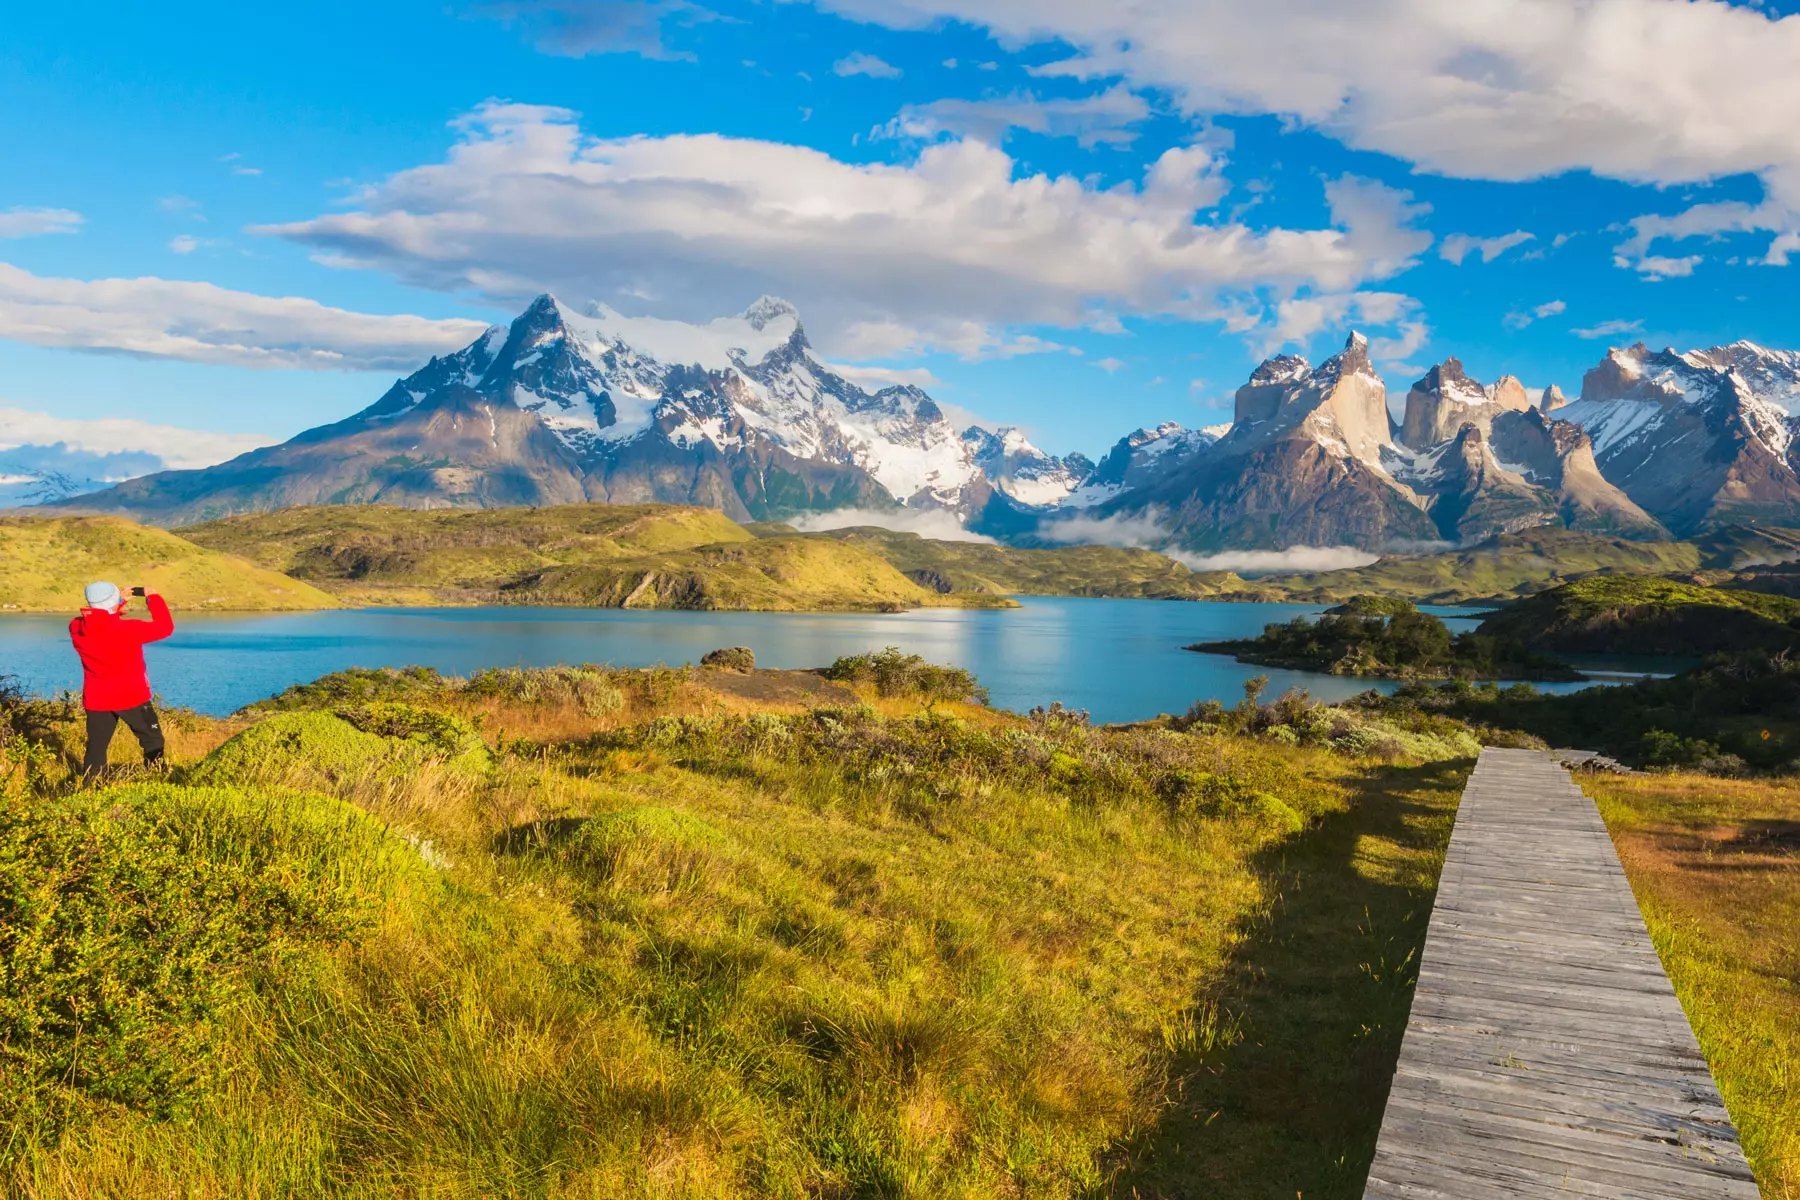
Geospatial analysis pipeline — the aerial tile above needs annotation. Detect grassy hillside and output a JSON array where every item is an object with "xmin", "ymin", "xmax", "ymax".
[
  {"xmin": 1, "ymin": 660, "xmax": 1470, "ymax": 1198},
  {"xmin": 1477, "ymin": 575, "xmax": 1800, "ymax": 655},
  {"xmin": 1266, "ymin": 528, "xmax": 1706, "ymax": 604},
  {"xmin": 756, "ymin": 523, "xmax": 1272, "ymax": 600},
  {"xmin": 0, "ymin": 516, "xmax": 339, "ymax": 613},
  {"xmin": 180, "ymin": 505, "xmax": 1007, "ymax": 612},
  {"xmin": 1588, "ymin": 775, "xmax": 1799, "ymax": 1198}
]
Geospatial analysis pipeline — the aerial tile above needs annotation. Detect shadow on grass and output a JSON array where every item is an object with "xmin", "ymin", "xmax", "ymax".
[{"xmin": 1104, "ymin": 757, "xmax": 1469, "ymax": 1200}]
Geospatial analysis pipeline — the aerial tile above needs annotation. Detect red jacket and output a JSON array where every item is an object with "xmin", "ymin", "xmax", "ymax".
[{"xmin": 69, "ymin": 594, "xmax": 174, "ymax": 711}]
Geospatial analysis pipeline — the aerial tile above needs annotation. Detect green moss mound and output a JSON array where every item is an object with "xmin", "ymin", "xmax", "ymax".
[
  {"xmin": 188, "ymin": 712, "xmax": 395, "ymax": 787},
  {"xmin": 333, "ymin": 701, "xmax": 490, "ymax": 767},
  {"xmin": 0, "ymin": 783, "xmax": 415, "ymax": 1138}
]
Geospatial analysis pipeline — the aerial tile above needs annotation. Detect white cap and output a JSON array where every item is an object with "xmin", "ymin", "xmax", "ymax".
[{"xmin": 84, "ymin": 581, "xmax": 122, "ymax": 610}]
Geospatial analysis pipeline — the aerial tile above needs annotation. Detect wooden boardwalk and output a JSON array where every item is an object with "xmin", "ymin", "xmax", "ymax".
[{"xmin": 1363, "ymin": 748, "xmax": 1760, "ymax": 1198}]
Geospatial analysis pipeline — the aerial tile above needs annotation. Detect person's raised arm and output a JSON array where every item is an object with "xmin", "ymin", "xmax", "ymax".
[{"xmin": 132, "ymin": 592, "xmax": 175, "ymax": 644}]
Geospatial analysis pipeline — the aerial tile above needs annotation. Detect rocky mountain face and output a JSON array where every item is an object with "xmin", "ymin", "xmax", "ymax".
[
  {"xmin": 1386, "ymin": 358, "xmax": 1663, "ymax": 542},
  {"xmin": 1065, "ymin": 335, "xmax": 1441, "ymax": 551},
  {"xmin": 1553, "ymin": 342, "xmax": 1800, "ymax": 536},
  {"xmin": 63, "ymin": 295, "xmax": 1061, "ymax": 527},
  {"xmin": 47, "ymin": 291, "xmax": 1800, "ymax": 551}
]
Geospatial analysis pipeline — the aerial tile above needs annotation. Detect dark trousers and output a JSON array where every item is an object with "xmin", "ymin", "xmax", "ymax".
[{"xmin": 83, "ymin": 703, "xmax": 165, "ymax": 777}]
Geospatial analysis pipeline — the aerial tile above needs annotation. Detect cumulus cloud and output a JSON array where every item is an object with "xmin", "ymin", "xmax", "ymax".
[
  {"xmin": 834, "ymin": 51, "xmax": 902, "ymax": 78},
  {"xmin": 1092, "ymin": 356, "xmax": 1126, "ymax": 373},
  {"xmin": 261, "ymin": 102, "xmax": 1436, "ymax": 361},
  {"xmin": 885, "ymin": 85, "xmax": 1151, "ymax": 147},
  {"xmin": 808, "ymin": 0, "xmax": 1800, "ymax": 270},
  {"xmin": 788, "ymin": 506, "xmax": 995, "ymax": 542},
  {"xmin": 0, "ymin": 262, "xmax": 491, "ymax": 370},
  {"xmin": 808, "ymin": 0, "xmax": 1800, "ymax": 184},
  {"xmin": 470, "ymin": 0, "xmax": 713, "ymax": 59},
  {"xmin": 1572, "ymin": 317, "xmax": 1644, "ymax": 340},
  {"xmin": 0, "ymin": 406, "xmax": 274, "ymax": 472},
  {"xmin": 1258, "ymin": 289, "xmax": 1420, "ymax": 356},
  {"xmin": 1439, "ymin": 230, "xmax": 1533, "ymax": 265},
  {"xmin": 0, "ymin": 208, "xmax": 83, "ymax": 238}
]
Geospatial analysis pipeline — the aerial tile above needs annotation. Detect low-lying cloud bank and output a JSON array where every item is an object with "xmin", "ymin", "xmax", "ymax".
[
  {"xmin": 1174, "ymin": 546, "xmax": 1379, "ymax": 574},
  {"xmin": 787, "ymin": 507, "xmax": 997, "ymax": 544},
  {"xmin": 1035, "ymin": 510, "xmax": 1376, "ymax": 574}
]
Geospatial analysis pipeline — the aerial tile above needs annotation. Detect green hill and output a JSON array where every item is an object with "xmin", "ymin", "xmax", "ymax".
[
  {"xmin": 756, "ymin": 523, "xmax": 1273, "ymax": 600},
  {"xmin": 179, "ymin": 504, "xmax": 1008, "ymax": 612},
  {"xmin": 1265, "ymin": 528, "xmax": 1707, "ymax": 605},
  {"xmin": 1475, "ymin": 575, "xmax": 1800, "ymax": 655},
  {"xmin": 0, "ymin": 516, "xmax": 340, "ymax": 613}
]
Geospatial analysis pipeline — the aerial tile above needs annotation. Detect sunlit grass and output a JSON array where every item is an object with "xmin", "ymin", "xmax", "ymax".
[
  {"xmin": 3, "ymin": 664, "xmax": 1470, "ymax": 1198},
  {"xmin": 1592, "ymin": 774, "xmax": 1800, "ymax": 1200}
]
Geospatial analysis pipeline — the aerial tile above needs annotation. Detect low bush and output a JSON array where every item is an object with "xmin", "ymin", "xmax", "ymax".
[
  {"xmin": 821, "ymin": 647, "xmax": 987, "ymax": 704},
  {"xmin": 700, "ymin": 646, "xmax": 756, "ymax": 672}
]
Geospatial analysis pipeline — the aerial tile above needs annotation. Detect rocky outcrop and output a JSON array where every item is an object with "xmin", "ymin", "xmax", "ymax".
[{"xmin": 1397, "ymin": 358, "xmax": 1532, "ymax": 451}]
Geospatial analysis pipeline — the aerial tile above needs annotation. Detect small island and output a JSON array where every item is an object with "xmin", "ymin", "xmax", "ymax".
[{"xmin": 1186, "ymin": 595, "xmax": 1584, "ymax": 681}]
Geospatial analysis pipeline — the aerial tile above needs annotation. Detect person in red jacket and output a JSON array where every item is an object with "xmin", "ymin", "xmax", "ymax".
[{"xmin": 69, "ymin": 580, "xmax": 175, "ymax": 778}]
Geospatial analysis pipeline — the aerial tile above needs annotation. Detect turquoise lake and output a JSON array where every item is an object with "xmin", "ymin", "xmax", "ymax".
[{"xmin": 0, "ymin": 597, "xmax": 1603, "ymax": 723}]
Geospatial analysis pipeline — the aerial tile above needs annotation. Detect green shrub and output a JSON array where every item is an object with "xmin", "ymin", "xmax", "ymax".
[
  {"xmin": 700, "ymin": 646, "xmax": 756, "ymax": 673},
  {"xmin": 244, "ymin": 666, "xmax": 451, "ymax": 714},
  {"xmin": 333, "ymin": 702, "xmax": 489, "ymax": 767},
  {"xmin": 463, "ymin": 665, "xmax": 625, "ymax": 717},
  {"xmin": 821, "ymin": 648, "xmax": 987, "ymax": 704},
  {"xmin": 0, "ymin": 784, "xmax": 406, "ymax": 1144}
]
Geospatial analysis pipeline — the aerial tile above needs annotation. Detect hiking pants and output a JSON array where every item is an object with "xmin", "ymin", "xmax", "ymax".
[{"xmin": 83, "ymin": 702, "xmax": 165, "ymax": 776}]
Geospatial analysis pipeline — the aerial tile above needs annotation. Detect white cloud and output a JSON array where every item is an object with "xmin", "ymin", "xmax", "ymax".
[
  {"xmin": 1619, "ymin": 253, "xmax": 1702, "ymax": 280},
  {"xmin": 1258, "ymin": 289, "xmax": 1420, "ymax": 356},
  {"xmin": 0, "ymin": 262, "xmax": 491, "ymax": 371},
  {"xmin": 1502, "ymin": 297, "xmax": 1566, "ymax": 329},
  {"xmin": 0, "ymin": 406, "xmax": 274, "ymax": 471},
  {"xmin": 788, "ymin": 506, "xmax": 995, "ymax": 541},
  {"xmin": 834, "ymin": 51, "xmax": 902, "ymax": 78},
  {"xmin": 807, "ymin": 0, "xmax": 1800, "ymax": 187},
  {"xmin": 1092, "ymin": 356, "xmax": 1126, "ymax": 373},
  {"xmin": 886, "ymin": 85, "xmax": 1151, "ymax": 147},
  {"xmin": 1368, "ymin": 320, "xmax": 1429, "ymax": 364},
  {"xmin": 1036, "ymin": 510, "xmax": 1173, "ymax": 550},
  {"xmin": 0, "ymin": 208, "xmax": 83, "ymax": 238},
  {"xmin": 1439, "ymin": 230, "xmax": 1533, "ymax": 265},
  {"xmin": 262, "ymin": 102, "xmax": 1436, "ymax": 362},
  {"xmin": 1177, "ymin": 546, "xmax": 1379, "ymax": 574},
  {"xmin": 1033, "ymin": 509, "xmax": 1375, "ymax": 571},
  {"xmin": 821, "ymin": 360, "xmax": 943, "ymax": 389},
  {"xmin": 1572, "ymin": 317, "xmax": 1644, "ymax": 340}
]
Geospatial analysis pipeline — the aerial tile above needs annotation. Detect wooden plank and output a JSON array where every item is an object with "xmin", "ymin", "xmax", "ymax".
[{"xmin": 1363, "ymin": 748, "xmax": 1760, "ymax": 1198}]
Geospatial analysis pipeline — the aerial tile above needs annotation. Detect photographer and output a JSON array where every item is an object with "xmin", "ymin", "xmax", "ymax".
[{"xmin": 69, "ymin": 582, "xmax": 175, "ymax": 778}]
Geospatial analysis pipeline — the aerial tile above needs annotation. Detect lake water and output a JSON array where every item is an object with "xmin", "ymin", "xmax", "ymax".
[{"xmin": 0, "ymin": 598, "xmax": 1603, "ymax": 724}]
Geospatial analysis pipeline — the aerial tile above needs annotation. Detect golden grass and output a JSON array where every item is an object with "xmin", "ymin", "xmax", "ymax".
[
  {"xmin": 6, "ymin": 669, "xmax": 1470, "ymax": 1197},
  {"xmin": 1590, "ymin": 774, "xmax": 1800, "ymax": 1199},
  {"xmin": 0, "ymin": 516, "xmax": 339, "ymax": 613}
]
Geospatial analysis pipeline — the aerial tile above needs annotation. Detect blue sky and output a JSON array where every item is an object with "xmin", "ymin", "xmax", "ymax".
[{"xmin": 3, "ymin": 0, "xmax": 1799, "ymax": 460}]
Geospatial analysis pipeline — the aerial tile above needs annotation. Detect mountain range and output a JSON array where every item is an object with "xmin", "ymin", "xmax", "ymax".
[{"xmin": 45, "ymin": 294, "xmax": 1800, "ymax": 550}]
